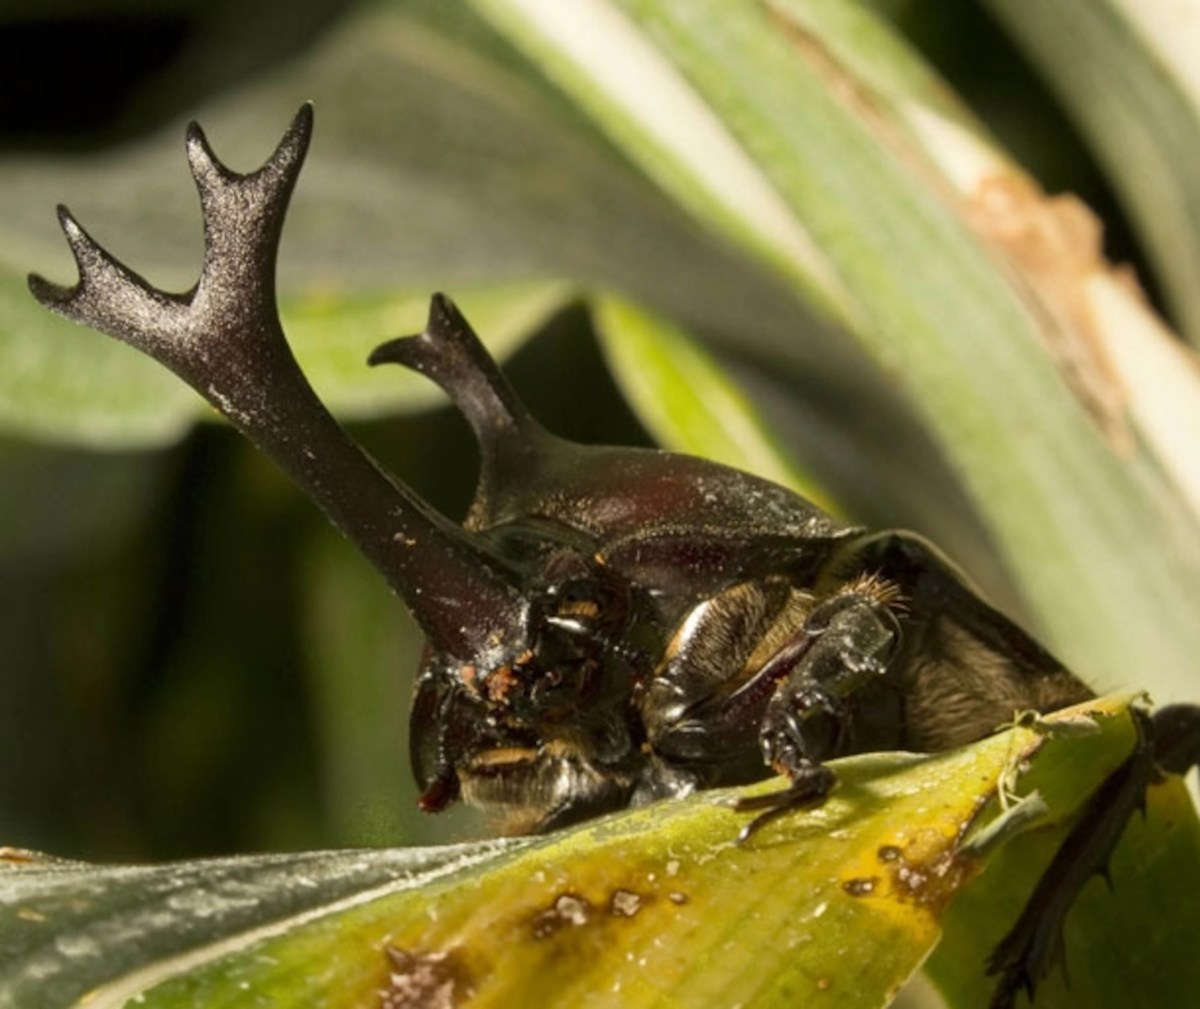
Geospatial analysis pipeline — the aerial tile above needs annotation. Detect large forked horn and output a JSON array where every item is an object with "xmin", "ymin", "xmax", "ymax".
[{"xmin": 28, "ymin": 104, "xmax": 526, "ymax": 660}]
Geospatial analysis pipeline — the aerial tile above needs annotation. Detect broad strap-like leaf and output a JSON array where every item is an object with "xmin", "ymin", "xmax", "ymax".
[{"xmin": 3, "ymin": 696, "xmax": 1197, "ymax": 1009}]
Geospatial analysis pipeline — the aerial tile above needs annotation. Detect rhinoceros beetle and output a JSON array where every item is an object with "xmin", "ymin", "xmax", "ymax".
[{"xmin": 29, "ymin": 105, "xmax": 1200, "ymax": 1009}]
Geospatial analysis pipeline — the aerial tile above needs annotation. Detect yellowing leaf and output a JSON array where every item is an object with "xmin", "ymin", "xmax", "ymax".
[{"xmin": 5, "ymin": 696, "xmax": 1194, "ymax": 1009}]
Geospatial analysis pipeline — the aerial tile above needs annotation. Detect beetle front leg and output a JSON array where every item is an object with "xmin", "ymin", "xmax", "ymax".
[{"xmin": 735, "ymin": 581, "xmax": 903, "ymax": 837}]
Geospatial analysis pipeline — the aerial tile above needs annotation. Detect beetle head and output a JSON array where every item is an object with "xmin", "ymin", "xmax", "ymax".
[
  {"xmin": 372, "ymin": 303, "xmax": 661, "ymax": 830},
  {"xmin": 406, "ymin": 545, "xmax": 658, "ymax": 832}
]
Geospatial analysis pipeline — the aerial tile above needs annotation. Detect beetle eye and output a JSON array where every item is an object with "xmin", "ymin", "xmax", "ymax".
[{"xmin": 530, "ymin": 666, "xmax": 572, "ymax": 704}]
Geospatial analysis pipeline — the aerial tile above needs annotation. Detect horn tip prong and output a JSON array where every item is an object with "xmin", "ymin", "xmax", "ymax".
[
  {"xmin": 55, "ymin": 204, "xmax": 86, "ymax": 244},
  {"xmin": 270, "ymin": 101, "xmax": 315, "ymax": 175},
  {"xmin": 427, "ymin": 292, "xmax": 466, "ymax": 335},
  {"xmin": 27, "ymin": 271, "xmax": 72, "ymax": 307},
  {"xmin": 367, "ymin": 336, "xmax": 417, "ymax": 369},
  {"xmin": 185, "ymin": 118, "xmax": 221, "ymax": 185},
  {"xmin": 291, "ymin": 101, "xmax": 315, "ymax": 137}
]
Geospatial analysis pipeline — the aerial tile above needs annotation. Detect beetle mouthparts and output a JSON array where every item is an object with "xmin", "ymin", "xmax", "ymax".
[{"xmin": 467, "ymin": 747, "xmax": 541, "ymax": 770}]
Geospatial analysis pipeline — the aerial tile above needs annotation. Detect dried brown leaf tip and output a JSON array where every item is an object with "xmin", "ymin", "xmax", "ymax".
[{"xmin": 966, "ymin": 173, "xmax": 1133, "ymax": 449}]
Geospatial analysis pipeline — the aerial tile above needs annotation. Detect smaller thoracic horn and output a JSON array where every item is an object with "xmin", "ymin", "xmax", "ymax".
[
  {"xmin": 28, "ymin": 104, "xmax": 526, "ymax": 662},
  {"xmin": 369, "ymin": 291, "xmax": 567, "ymax": 529},
  {"xmin": 369, "ymin": 293, "xmax": 542, "ymax": 446}
]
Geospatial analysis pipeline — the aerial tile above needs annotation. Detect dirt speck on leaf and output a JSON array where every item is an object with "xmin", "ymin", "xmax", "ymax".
[
  {"xmin": 871, "ymin": 829, "xmax": 974, "ymax": 913},
  {"xmin": 609, "ymin": 889, "xmax": 644, "ymax": 918},
  {"xmin": 380, "ymin": 945, "xmax": 472, "ymax": 1009},
  {"xmin": 530, "ymin": 892, "xmax": 593, "ymax": 940},
  {"xmin": 842, "ymin": 876, "xmax": 879, "ymax": 897}
]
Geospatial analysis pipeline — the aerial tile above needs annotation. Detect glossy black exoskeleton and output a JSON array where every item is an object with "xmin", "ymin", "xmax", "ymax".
[
  {"xmin": 377, "ymin": 302, "xmax": 1093, "ymax": 835},
  {"xmin": 29, "ymin": 105, "xmax": 1200, "ymax": 1009}
]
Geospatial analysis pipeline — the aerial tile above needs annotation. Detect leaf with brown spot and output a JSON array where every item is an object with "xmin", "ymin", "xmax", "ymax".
[{"xmin": 2, "ymin": 695, "xmax": 1197, "ymax": 1009}]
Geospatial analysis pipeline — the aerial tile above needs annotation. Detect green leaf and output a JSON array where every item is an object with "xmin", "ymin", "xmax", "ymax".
[
  {"xmin": 0, "ymin": 1, "xmax": 1023, "ymax": 569},
  {"xmin": 0, "ymin": 273, "xmax": 197, "ymax": 446},
  {"xmin": 930, "ymin": 773, "xmax": 1200, "ymax": 1007},
  {"xmin": 4, "ymin": 696, "xmax": 1195, "ymax": 1009}
]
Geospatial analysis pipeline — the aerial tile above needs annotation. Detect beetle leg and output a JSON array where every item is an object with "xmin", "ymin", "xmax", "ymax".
[
  {"xmin": 734, "ymin": 583, "xmax": 903, "ymax": 838},
  {"xmin": 642, "ymin": 575, "xmax": 850, "ymax": 795},
  {"xmin": 642, "ymin": 577, "xmax": 805, "ymax": 763},
  {"xmin": 823, "ymin": 531, "xmax": 1093, "ymax": 752},
  {"xmin": 986, "ymin": 703, "xmax": 1200, "ymax": 1009},
  {"xmin": 1150, "ymin": 702, "xmax": 1200, "ymax": 776}
]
